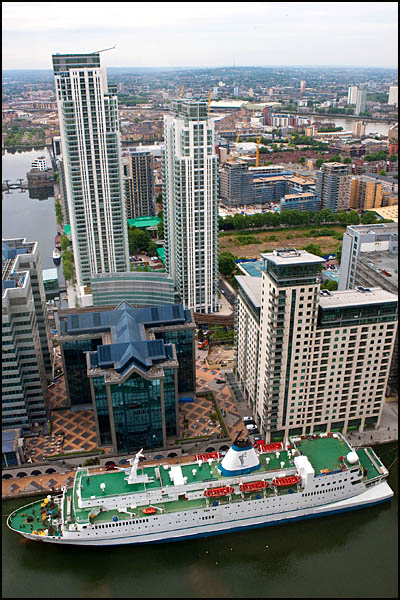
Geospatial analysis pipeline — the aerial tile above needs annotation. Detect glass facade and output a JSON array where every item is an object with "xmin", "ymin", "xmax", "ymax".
[
  {"xmin": 110, "ymin": 375, "xmax": 164, "ymax": 453},
  {"xmin": 156, "ymin": 329, "xmax": 194, "ymax": 393},
  {"xmin": 62, "ymin": 338, "xmax": 101, "ymax": 407}
]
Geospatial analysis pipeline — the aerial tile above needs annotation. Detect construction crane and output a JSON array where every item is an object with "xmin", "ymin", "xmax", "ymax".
[
  {"xmin": 207, "ymin": 88, "xmax": 213, "ymax": 116},
  {"xmin": 255, "ymin": 135, "xmax": 262, "ymax": 167},
  {"xmin": 228, "ymin": 129, "xmax": 241, "ymax": 163},
  {"xmin": 178, "ymin": 85, "xmax": 184, "ymax": 98}
]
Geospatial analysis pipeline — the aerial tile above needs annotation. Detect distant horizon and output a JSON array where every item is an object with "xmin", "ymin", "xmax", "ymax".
[
  {"xmin": 3, "ymin": 2, "xmax": 397, "ymax": 71},
  {"xmin": 2, "ymin": 64, "xmax": 399, "ymax": 72}
]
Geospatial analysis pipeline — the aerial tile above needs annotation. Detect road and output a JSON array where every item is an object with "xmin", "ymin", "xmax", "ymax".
[{"xmin": 219, "ymin": 277, "xmax": 237, "ymax": 307}]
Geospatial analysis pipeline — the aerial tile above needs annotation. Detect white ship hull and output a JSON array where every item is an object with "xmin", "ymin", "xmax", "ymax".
[{"xmin": 17, "ymin": 481, "xmax": 393, "ymax": 547}]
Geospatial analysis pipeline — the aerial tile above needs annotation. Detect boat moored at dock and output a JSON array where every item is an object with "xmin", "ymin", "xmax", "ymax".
[{"xmin": 7, "ymin": 433, "xmax": 393, "ymax": 547}]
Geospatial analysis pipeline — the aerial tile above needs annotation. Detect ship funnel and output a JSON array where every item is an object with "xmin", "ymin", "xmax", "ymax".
[{"xmin": 218, "ymin": 436, "xmax": 260, "ymax": 477}]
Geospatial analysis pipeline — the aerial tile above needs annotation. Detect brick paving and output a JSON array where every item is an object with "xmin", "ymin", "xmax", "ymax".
[{"xmin": 3, "ymin": 353, "xmax": 249, "ymax": 499}]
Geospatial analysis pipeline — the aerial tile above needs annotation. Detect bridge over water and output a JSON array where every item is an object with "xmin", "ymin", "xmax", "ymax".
[{"xmin": 2, "ymin": 179, "xmax": 28, "ymax": 192}]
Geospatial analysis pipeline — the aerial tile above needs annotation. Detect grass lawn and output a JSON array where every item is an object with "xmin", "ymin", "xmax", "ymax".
[{"xmin": 219, "ymin": 225, "xmax": 345, "ymax": 258}]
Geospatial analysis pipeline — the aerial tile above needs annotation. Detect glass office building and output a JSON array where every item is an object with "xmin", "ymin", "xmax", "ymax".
[{"xmin": 58, "ymin": 301, "xmax": 195, "ymax": 453}]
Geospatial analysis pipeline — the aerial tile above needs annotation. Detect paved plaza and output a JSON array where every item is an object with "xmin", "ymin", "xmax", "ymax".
[{"xmin": 3, "ymin": 346, "xmax": 397, "ymax": 500}]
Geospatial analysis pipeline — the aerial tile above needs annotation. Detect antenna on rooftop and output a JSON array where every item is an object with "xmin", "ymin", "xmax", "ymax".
[{"xmin": 91, "ymin": 44, "xmax": 116, "ymax": 54}]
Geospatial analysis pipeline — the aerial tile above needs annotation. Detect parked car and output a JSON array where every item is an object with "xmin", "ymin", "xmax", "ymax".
[
  {"xmin": 245, "ymin": 423, "xmax": 258, "ymax": 431},
  {"xmin": 242, "ymin": 416, "xmax": 255, "ymax": 423}
]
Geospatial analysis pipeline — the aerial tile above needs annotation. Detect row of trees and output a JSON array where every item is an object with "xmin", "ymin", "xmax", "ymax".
[{"xmin": 218, "ymin": 208, "xmax": 385, "ymax": 233}]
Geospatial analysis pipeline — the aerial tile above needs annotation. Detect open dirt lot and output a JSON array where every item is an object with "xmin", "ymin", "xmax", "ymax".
[{"xmin": 219, "ymin": 226, "xmax": 346, "ymax": 259}]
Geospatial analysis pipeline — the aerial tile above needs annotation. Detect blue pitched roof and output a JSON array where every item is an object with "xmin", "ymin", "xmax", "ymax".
[{"xmin": 63, "ymin": 301, "xmax": 192, "ymax": 376}]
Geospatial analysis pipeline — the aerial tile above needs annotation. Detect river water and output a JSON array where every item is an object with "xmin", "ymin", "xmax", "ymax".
[
  {"xmin": 2, "ymin": 443, "xmax": 398, "ymax": 599},
  {"xmin": 2, "ymin": 148, "xmax": 58, "ymax": 271},
  {"xmin": 305, "ymin": 117, "xmax": 391, "ymax": 137},
  {"xmin": 2, "ymin": 149, "xmax": 398, "ymax": 598}
]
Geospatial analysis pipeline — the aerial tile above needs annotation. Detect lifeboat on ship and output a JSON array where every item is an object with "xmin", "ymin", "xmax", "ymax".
[
  {"xmin": 272, "ymin": 475, "xmax": 301, "ymax": 487},
  {"xmin": 256, "ymin": 442, "xmax": 283, "ymax": 453},
  {"xmin": 239, "ymin": 480, "xmax": 269, "ymax": 493},
  {"xmin": 204, "ymin": 486, "xmax": 234, "ymax": 498},
  {"xmin": 142, "ymin": 507, "xmax": 157, "ymax": 515},
  {"xmin": 194, "ymin": 452, "xmax": 222, "ymax": 461}
]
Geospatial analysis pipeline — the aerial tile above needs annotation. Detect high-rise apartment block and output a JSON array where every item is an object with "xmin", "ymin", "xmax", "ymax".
[
  {"xmin": 52, "ymin": 52, "xmax": 129, "ymax": 295},
  {"xmin": 349, "ymin": 176, "xmax": 384, "ymax": 211},
  {"xmin": 123, "ymin": 150, "xmax": 155, "ymax": 219},
  {"xmin": 300, "ymin": 80, "xmax": 306, "ymax": 93},
  {"xmin": 57, "ymin": 302, "xmax": 195, "ymax": 452},
  {"xmin": 338, "ymin": 223, "xmax": 398, "ymax": 397},
  {"xmin": 338, "ymin": 223, "xmax": 398, "ymax": 291},
  {"xmin": 235, "ymin": 249, "xmax": 398, "ymax": 441},
  {"xmin": 388, "ymin": 85, "xmax": 398, "ymax": 106},
  {"xmin": 353, "ymin": 121, "xmax": 366, "ymax": 137},
  {"xmin": 315, "ymin": 163, "xmax": 352, "ymax": 212},
  {"xmin": 162, "ymin": 99, "xmax": 219, "ymax": 313},
  {"xmin": 355, "ymin": 89, "xmax": 367, "ymax": 115},
  {"xmin": 2, "ymin": 239, "xmax": 50, "ymax": 432},
  {"xmin": 347, "ymin": 86, "xmax": 358, "ymax": 105}
]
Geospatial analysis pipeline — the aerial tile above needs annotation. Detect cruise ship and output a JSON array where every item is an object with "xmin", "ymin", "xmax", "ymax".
[{"xmin": 7, "ymin": 433, "xmax": 393, "ymax": 546}]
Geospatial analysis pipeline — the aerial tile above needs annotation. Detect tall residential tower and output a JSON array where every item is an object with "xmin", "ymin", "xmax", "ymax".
[
  {"xmin": 52, "ymin": 52, "xmax": 129, "ymax": 297},
  {"xmin": 162, "ymin": 99, "xmax": 219, "ymax": 313}
]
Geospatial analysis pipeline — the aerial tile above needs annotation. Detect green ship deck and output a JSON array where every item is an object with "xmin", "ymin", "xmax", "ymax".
[{"xmin": 7, "ymin": 436, "xmax": 388, "ymax": 537}]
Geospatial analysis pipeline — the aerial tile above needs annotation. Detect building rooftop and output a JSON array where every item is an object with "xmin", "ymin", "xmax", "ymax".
[
  {"xmin": 346, "ymin": 223, "xmax": 398, "ymax": 235},
  {"xmin": 59, "ymin": 301, "xmax": 194, "ymax": 377},
  {"xmin": 283, "ymin": 192, "xmax": 317, "ymax": 200},
  {"xmin": 43, "ymin": 268, "xmax": 58, "ymax": 282},
  {"xmin": 236, "ymin": 275, "xmax": 262, "ymax": 308},
  {"xmin": 127, "ymin": 216, "xmax": 161, "ymax": 229},
  {"xmin": 373, "ymin": 206, "xmax": 398, "ymax": 223},
  {"xmin": 261, "ymin": 249, "xmax": 325, "ymax": 266},
  {"xmin": 358, "ymin": 251, "xmax": 398, "ymax": 290},
  {"xmin": 318, "ymin": 287, "xmax": 398, "ymax": 309}
]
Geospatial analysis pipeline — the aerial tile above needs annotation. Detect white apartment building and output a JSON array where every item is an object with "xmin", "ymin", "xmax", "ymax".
[
  {"xmin": 235, "ymin": 249, "xmax": 398, "ymax": 442},
  {"xmin": 347, "ymin": 85, "xmax": 358, "ymax": 105},
  {"xmin": 162, "ymin": 99, "xmax": 219, "ymax": 313},
  {"xmin": 355, "ymin": 89, "xmax": 367, "ymax": 115},
  {"xmin": 388, "ymin": 85, "xmax": 398, "ymax": 107},
  {"xmin": 52, "ymin": 53, "xmax": 129, "ymax": 296}
]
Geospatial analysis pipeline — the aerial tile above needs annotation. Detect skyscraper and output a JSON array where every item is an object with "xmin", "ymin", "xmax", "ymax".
[
  {"xmin": 355, "ymin": 89, "xmax": 367, "ymax": 115},
  {"xmin": 162, "ymin": 99, "xmax": 219, "ymax": 313},
  {"xmin": 388, "ymin": 85, "xmax": 398, "ymax": 107},
  {"xmin": 123, "ymin": 150, "xmax": 155, "ymax": 219},
  {"xmin": 347, "ymin": 85, "xmax": 358, "ymax": 105},
  {"xmin": 315, "ymin": 163, "xmax": 352, "ymax": 212},
  {"xmin": 52, "ymin": 52, "xmax": 129, "ymax": 297},
  {"xmin": 2, "ymin": 239, "xmax": 50, "ymax": 432},
  {"xmin": 235, "ymin": 249, "xmax": 398, "ymax": 441}
]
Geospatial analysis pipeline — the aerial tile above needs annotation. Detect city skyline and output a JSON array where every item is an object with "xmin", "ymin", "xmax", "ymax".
[{"xmin": 3, "ymin": 2, "xmax": 398, "ymax": 70}]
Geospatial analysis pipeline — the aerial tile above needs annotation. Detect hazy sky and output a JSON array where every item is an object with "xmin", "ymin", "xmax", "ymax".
[{"xmin": 2, "ymin": 1, "xmax": 398, "ymax": 70}]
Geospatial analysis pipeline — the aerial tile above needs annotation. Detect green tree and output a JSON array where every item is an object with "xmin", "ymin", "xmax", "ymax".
[
  {"xmin": 148, "ymin": 240, "xmax": 158, "ymax": 257},
  {"xmin": 157, "ymin": 220, "xmax": 164, "ymax": 238},
  {"xmin": 379, "ymin": 169, "xmax": 387, "ymax": 176},
  {"xmin": 197, "ymin": 329, "xmax": 204, "ymax": 342},
  {"xmin": 361, "ymin": 211, "xmax": 378, "ymax": 224},
  {"xmin": 60, "ymin": 235, "xmax": 70, "ymax": 251},
  {"xmin": 298, "ymin": 156, "xmax": 305, "ymax": 164},
  {"xmin": 315, "ymin": 158, "xmax": 324, "ymax": 168},
  {"xmin": 389, "ymin": 154, "xmax": 397, "ymax": 163},
  {"xmin": 321, "ymin": 279, "xmax": 338, "ymax": 291},
  {"xmin": 343, "ymin": 156, "xmax": 352, "ymax": 164},
  {"xmin": 128, "ymin": 227, "xmax": 151, "ymax": 254},
  {"xmin": 219, "ymin": 252, "xmax": 237, "ymax": 277},
  {"xmin": 303, "ymin": 243, "xmax": 322, "ymax": 256}
]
